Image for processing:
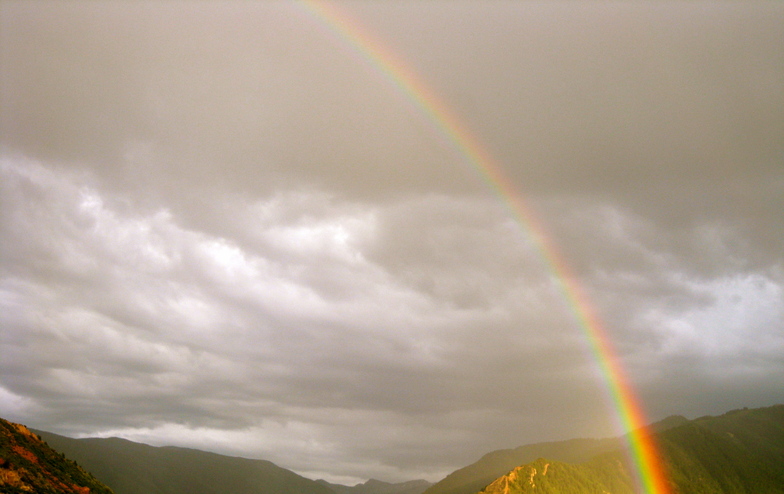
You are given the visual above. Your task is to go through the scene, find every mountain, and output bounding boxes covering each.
[648,414,690,433]
[14,404,783,494]
[422,437,624,494]
[31,430,335,494]
[423,413,694,494]
[436,404,784,494]
[32,428,431,494]
[657,405,784,493]
[476,456,635,494]
[317,478,432,494]
[0,417,113,494]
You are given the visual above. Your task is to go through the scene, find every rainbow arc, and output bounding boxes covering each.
[299,2,670,492]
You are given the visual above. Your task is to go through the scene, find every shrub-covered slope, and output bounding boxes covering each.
[0,417,113,494]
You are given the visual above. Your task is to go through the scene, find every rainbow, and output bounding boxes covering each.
[298,2,671,492]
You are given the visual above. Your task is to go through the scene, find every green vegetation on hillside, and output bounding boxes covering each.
[462,405,784,494]
[423,437,623,494]
[32,431,335,494]
[11,404,782,494]
[0,417,113,494]
[659,405,784,493]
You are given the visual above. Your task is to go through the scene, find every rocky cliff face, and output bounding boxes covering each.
[477,457,632,494]
[481,464,538,494]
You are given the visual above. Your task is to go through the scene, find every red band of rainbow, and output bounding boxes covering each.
[298,2,671,492]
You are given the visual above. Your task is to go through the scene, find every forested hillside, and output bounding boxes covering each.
[658,405,784,493]
[427,405,784,494]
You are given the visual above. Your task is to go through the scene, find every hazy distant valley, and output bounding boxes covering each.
[2,404,782,493]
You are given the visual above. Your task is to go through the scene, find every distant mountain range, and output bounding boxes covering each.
[2,404,782,494]
[21,429,431,494]
[317,478,433,494]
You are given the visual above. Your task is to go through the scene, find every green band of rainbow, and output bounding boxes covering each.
[299,2,671,492]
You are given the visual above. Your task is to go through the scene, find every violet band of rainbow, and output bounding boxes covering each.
[298,2,671,492]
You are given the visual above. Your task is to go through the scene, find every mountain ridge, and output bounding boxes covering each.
[30,429,335,494]
[448,404,784,494]
[29,429,432,494]
[316,478,432,494]
[9,404,783,494]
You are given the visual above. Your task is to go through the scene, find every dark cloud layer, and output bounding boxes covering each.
[2,0,783,484]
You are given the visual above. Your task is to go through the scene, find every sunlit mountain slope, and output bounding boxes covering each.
[0,417,113,494]
[460,405,784,494]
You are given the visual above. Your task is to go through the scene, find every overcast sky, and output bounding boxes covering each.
[1,0,783,485]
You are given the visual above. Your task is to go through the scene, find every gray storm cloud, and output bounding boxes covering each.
[1,0,783,484]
